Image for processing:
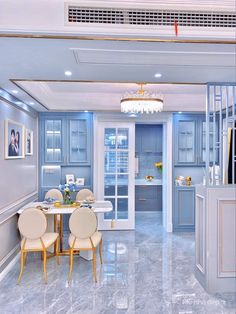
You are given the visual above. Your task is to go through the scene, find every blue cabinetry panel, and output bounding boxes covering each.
[39,113,93,200]
[174,187,195,231]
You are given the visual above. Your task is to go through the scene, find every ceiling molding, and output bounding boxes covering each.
[0,33,236,44]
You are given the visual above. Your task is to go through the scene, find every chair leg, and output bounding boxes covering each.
[23,252,28,267]
[55,237,60,265]
[68,249,74,282]
[43,250,48,284]
[17,250,25,284]
[92,249,97,283]
[99,239,103,264]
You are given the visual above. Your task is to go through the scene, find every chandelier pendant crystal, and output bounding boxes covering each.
[120,83,163,114]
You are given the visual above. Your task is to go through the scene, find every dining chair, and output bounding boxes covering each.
[75,188,95,202]
[17,207,59,284]
[68,207,103,282]
[45,189,63,202]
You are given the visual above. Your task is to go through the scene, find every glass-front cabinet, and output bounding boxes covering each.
[45,119,63,163]
[176,120,196,164]
[69,119,88,163]
[174,114,218,166]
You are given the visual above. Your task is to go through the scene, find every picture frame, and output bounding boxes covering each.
[76,178,85,186]
[25,129,33,156]
[66,174,75,184]
[5,119,25,159]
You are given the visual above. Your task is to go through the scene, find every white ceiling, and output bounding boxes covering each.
[0,36,234,112]
[0,0,235,113]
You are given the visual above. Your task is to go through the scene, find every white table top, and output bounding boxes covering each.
[17,200,113,215]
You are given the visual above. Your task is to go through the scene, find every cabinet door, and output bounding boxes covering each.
[68,119,89,163]
[176,120,196,165]
[141,127,157,153]
[135,186,162,211]
[44,119,64,163]
[199,120,218,164]
[174,187,195,231]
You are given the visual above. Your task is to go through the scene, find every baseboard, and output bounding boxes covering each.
[0,244,20,282]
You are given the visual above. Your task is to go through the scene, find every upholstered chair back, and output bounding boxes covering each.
[45,189,63,202]
[18,208,47,240]
[69,207,97,239]
[76,189,95,202]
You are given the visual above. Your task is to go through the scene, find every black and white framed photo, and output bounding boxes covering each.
[5,120,25,159]
[25,129,33,155]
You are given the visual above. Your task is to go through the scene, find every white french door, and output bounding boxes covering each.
[95,122,135,230]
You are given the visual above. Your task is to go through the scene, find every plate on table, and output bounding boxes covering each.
[36,205,50,212]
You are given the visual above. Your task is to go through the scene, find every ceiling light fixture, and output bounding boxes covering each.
[12,90,18,94]
[29,102,34,105]
[154,73,162,78]
[65,71,72,76]
[121,83,163,114]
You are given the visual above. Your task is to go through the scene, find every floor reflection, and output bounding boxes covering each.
[0,212,235,313]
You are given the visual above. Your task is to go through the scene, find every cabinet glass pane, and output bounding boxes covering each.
[117,198,128,219]
[45,119,62,162]
[117,175,128,195]
[104,128,116,149]
[117,128,128,149]
[201,122,215,163]
[178,121,195,163]
[105,152,116,173]
[69,119,87,162]
[104,174,115,196]
[117,152,128,173]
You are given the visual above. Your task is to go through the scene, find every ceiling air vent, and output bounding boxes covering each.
[67,6,236,28]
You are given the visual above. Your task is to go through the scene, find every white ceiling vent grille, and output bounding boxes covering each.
[67,6,236,28]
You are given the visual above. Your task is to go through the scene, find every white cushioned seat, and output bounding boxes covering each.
[69,231,102,249]
[21,233,58,250]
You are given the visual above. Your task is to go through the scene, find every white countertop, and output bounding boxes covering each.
[135,179,162,186]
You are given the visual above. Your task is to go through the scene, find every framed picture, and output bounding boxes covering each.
[25,129,33,156]
[76,178,85,186]
[66,174,75,184]
[5,120,25,159]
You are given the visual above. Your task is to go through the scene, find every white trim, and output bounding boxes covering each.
[0,245,20,282]
[93,112,173,232]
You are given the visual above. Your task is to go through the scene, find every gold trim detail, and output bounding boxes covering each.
[0,33,235,45]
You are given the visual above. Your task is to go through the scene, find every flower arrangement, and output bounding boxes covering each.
[155,162,163,171]
[59,183,77,204]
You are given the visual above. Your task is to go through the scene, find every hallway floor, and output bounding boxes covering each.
[0,212,235,314]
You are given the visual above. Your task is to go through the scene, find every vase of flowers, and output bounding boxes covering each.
[59,183,76,204]
[155,162,163,172]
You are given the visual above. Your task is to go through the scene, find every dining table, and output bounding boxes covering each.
[18,200,113,260]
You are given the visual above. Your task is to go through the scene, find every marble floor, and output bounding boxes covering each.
[0,212,235,314]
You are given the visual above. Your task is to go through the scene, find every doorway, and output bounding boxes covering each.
[135,124,163,226]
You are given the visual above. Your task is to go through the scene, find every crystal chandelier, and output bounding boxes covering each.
[120,84,163,114]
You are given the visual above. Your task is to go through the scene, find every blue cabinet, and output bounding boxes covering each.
[135,125,162,154]
[173,187,195,231]
[135,185,162,211]
[174,114,216,166]
[39,113,93,200]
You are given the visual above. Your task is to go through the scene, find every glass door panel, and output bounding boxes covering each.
[177,121,195,163]
[45,119,62,162]
[69,119,88,163]
[99,124,135,230]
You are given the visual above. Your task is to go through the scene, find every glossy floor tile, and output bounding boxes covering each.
[0,212,235,314]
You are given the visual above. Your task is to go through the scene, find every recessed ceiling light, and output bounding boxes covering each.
[65,71,72,76]
[29,102,34,105]
[154,73,162,78]
[178,111,182,114]
[12,90,18,94]
[15,101,22,105]
[84,110,88,113]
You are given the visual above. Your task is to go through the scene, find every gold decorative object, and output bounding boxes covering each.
[155,162,163,171]
[145,175,154,181]
[185,176,192,186]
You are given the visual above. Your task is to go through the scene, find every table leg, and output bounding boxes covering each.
[54,214,57,254]
[59,214,63,253]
